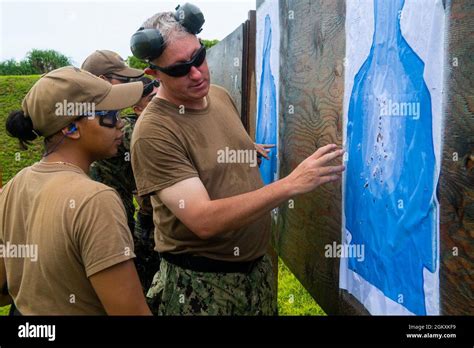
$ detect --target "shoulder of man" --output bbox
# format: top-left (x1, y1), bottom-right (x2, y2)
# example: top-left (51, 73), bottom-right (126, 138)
top-left (209, 84), bottom-right (234, 100)
top-left (208, 84), bottom-right (240, 116)
top-left (209, 84), bottom-right (228, 96)
top-left (132, 107), bottom-right (180, 149)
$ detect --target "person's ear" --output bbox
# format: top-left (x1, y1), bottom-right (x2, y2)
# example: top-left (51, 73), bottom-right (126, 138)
top-left (132, 105), bottom-right (142, 115)
top-left (61, 123), bottom-right (81, 140)
top-left (144, 68), bottom-right (159, 78)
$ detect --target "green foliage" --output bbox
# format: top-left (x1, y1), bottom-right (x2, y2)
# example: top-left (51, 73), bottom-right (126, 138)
top-left (278, 258), bottom-right (326, 316)
top-left (0, 49), bottom-right (71, 75)
top-left (0, 75), bottom-right (43, 184)
top-left (0, 59), bottom-right (38, 76)
top-left (202, 39), bottom-right (219, 50)
top-left (26, 49), bottom-right (72, 74)
top-left (0, 305), bottom-right (10, 316)
top-left (126, 55), bottom-right (148, 70)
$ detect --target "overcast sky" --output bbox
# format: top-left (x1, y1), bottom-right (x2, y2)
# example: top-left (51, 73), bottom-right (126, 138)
top-left (0, 0), bottom-right (256, 65)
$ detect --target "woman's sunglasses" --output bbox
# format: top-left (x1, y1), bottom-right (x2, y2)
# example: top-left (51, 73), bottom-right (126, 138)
top-left (80, 110), bottom-right (121, 128)
top-left (149, 44), bottom-right (206, 77)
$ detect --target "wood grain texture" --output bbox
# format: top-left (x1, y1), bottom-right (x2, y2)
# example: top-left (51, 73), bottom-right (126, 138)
top-left (439, 0), bottom-right (474, 315)
top-left (274, 0), bottom-right (473, 315)
top-left (275, 0), bottom-right (346, 315)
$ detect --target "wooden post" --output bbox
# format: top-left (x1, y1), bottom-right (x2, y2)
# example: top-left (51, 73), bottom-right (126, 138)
top-left (273, 0), bottom-right (473, 315)
top-left (439, 0), bottom-right (474, 315)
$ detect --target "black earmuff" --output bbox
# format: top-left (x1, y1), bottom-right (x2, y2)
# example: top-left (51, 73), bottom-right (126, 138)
top-left (130, 3), bottom-right (205, 62)
top-left (130, 28), bottom-right (165, 62)
top-left (174, 3), bottom-right (205, 35)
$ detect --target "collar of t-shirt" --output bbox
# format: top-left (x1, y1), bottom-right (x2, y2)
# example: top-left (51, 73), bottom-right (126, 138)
top-left (153, 95), bottom-right (211, 115)
top-left (33, 161), bottom-right (86, 176)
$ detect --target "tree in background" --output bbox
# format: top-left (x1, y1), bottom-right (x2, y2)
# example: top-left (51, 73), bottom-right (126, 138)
top-left (26, 49), bottom-right (71, 74)
top-left (0, 59), bottom-right (38, 75)
top-left (202, 39), bottom-right (219, 50)
top-left (126, 39), bottom-right (220, 70)
top-left (126, 55), bottom-right (148, 70)
top-left (0, 49), bottom-right (71, 75)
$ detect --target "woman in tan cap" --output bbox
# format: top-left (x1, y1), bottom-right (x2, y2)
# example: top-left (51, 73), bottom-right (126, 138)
top-left (0, 66), bottom-right (151, 315)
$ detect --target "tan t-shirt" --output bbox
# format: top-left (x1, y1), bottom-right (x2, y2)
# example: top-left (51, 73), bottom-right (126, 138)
top-left (131, 85), bottom-right (270, 262)
top-left (0, 162), bottom-right (135, 315)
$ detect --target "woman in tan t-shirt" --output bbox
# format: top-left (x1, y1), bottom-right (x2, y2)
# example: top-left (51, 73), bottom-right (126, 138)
top-left (0, 67), bottom-right (151, 315)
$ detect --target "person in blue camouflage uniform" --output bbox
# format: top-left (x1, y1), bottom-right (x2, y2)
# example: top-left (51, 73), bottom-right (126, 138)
top-left (82, 51), bottom-right (161, 291)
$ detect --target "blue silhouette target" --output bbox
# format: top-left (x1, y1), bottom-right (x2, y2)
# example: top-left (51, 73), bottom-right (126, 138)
top-left (256, 15), bottom-right (278, 185)
top-left (344, 0), bottom-right (438, 315)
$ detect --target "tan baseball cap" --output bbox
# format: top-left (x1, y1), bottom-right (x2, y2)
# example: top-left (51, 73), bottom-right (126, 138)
top-left (22, 66), bottom-right (144, 138)
top-left (81, 50), bottom-right (144, 78)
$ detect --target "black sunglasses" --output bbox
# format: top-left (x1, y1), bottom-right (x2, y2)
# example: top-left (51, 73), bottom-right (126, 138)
top-left (142, 80), bottom-right (160, 97)
top-left (104, 74), bottom-right (132, 83)
top-left (149, 44), bottom-right (206, 77)
top-left (81, 110), bottom-right (121, 128)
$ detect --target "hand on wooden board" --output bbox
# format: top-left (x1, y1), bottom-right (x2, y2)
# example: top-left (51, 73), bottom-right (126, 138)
top-left (284, 144), bottom-right (345, 196)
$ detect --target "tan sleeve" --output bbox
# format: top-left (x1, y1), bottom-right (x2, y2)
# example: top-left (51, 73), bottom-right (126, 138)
top-left (73, 189), bottom-right (136, 278)
top-left (131, 131), bottom-right (199, 196)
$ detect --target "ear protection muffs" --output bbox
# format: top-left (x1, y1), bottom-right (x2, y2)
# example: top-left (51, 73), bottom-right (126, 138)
top-left (130, 3), bottom-right (205, 62)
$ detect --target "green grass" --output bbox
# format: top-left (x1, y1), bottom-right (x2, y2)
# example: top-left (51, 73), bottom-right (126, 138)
top-left (0, 75), bottom-right (133, 185)
top-left (0, 75), bottom-right (43, 184)
top-left (0, 76), bottom-right (325, 316)
top-left (278, 258), bottom-right (326, 316)
top-left (0, 305), bottom-right (10, 315)
top-left (0, 76), bottom-right (41, 317)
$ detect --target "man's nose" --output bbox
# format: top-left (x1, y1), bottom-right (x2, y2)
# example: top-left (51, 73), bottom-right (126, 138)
top-left (188, 66), bottom-right (203, 80)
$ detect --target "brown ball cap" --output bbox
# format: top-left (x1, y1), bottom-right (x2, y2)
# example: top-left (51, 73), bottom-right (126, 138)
top-left (81, 50), bottom-right (144, 78)
top-left (21, 66), bottom-right (143, 137)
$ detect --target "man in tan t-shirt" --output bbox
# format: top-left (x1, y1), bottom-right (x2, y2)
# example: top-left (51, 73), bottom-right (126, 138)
top-left (130, 8), bottom-right (345, 315)
top-left (0, 67), bottom-right (151, 315)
